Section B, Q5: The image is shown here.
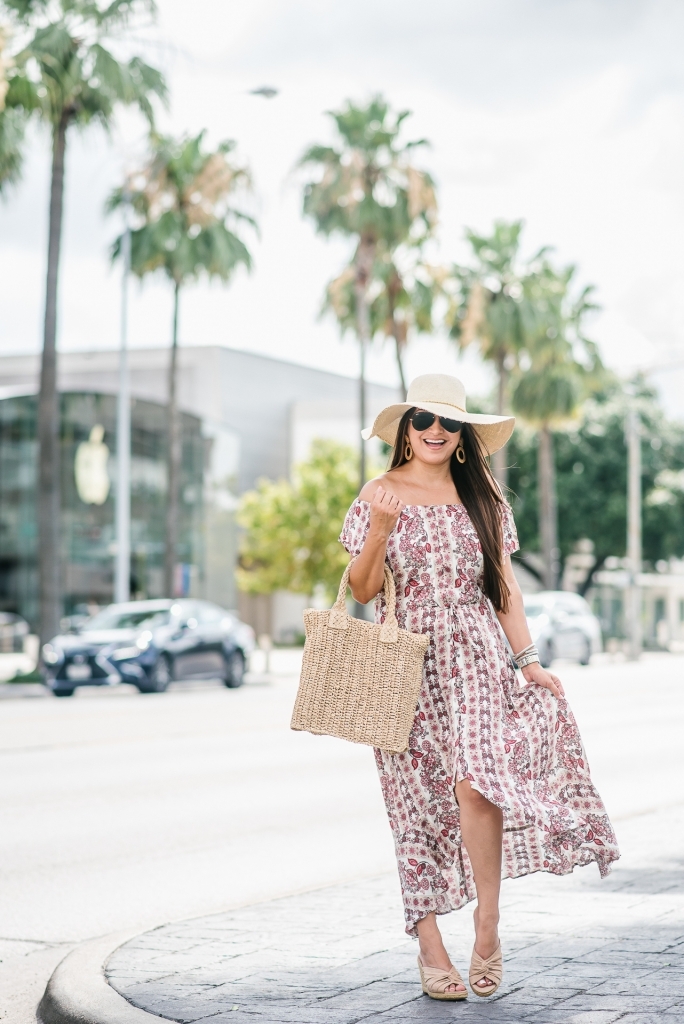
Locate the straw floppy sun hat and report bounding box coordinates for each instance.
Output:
[362,373,515,455]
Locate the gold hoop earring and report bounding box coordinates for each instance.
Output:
[456,443,466,464]
[404,437,413,461]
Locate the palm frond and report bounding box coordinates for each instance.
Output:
[96,0,157,27]
[4,72,41,112]
[5,2,167,133]
[0,107,25,191]
[1,0,47,22]
[108,129,256,288]
[297,143,341,168]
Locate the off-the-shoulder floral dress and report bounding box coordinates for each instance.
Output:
[340,499,619,937]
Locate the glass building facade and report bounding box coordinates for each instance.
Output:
[0,392,227,629]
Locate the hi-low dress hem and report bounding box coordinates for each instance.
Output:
[340,499,619,937]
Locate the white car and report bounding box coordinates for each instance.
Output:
[523,591,602,667]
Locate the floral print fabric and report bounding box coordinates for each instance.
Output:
[340,499,619,937]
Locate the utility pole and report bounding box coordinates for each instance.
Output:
[115,196,131,604]
[625,404,642,660]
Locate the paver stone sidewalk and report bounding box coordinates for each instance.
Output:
[106,806,684,1024]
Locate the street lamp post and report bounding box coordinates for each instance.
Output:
[115,198,131,603]
[625,404,642,660]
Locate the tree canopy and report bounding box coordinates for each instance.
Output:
[0,27,24,190]
[299,94,436,250]
[299,95,437,483]
[0,0,167,641]
[511,258,603,428]
[323,243,441,397]
[2,0,166,134]
[109,131,255,287]
[237,440,360,601]
[109,129,255,599]
[444,221,532,395]
[508,381,684,588]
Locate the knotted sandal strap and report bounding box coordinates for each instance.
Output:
[417,956,467,1001]
[469,943,503,997]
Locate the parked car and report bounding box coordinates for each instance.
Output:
[42,599,255,697]
[523,591,602,667]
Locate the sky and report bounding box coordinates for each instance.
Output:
[1,0,683,413]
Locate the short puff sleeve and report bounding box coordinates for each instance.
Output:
[339,500,371,557]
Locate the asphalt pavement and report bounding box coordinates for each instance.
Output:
[1,652,683,1023]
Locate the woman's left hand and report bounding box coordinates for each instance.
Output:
[521,662,565,698]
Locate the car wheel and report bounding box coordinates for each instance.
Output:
[138,654,172,694]
[540,642,554,669]
[223,649,245,689]
[579,639,591,666]
[53,687,74,698]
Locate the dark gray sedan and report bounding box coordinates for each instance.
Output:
[42,599,255,697]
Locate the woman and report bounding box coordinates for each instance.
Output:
[340,374,619,1001]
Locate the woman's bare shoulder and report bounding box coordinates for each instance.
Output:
[358,474,395,502]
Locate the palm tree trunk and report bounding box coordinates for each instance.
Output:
[538,424,559,590]
[386,279,407,401]
[492,353,508,488]
[164,281,182,597]
[394,335,407,401]
[38,114,68,644]
[354,236,375,492]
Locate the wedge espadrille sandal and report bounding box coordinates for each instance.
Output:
[469,943,503,997]
[417,955,468,1000]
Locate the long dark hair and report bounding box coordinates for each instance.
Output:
[391,409,511,612]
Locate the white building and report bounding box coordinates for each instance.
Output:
[0,346,399,639]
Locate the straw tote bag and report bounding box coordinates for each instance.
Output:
[290,561,429,753]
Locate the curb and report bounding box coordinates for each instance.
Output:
[38,930,164,1024]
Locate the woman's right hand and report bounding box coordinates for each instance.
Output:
[369,486,404,539]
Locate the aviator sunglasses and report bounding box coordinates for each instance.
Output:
[411,410,463,434]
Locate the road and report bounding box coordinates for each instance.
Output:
[1,652,683,1022]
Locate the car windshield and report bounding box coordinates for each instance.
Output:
[83,608,171,631]
[557,599,587,615]
[524,602,550,617]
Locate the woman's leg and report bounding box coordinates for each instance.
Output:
[416,913,467,993]
[455,778,503,987]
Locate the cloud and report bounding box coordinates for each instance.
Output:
[1,0,683,417]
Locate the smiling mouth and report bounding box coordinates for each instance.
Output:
[423,437,446,450]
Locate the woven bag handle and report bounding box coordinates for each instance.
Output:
[328,562,355,628]
[328,560,399,643]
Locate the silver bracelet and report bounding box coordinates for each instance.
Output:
[513,643,540,669]
[517,652,540,669]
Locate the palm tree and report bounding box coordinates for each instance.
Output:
[511,261,601,589]
[325,243,441,399]
[109,131,255,597]
[444,220,540,486]
[2,0,166,642]
[299,95,436,485]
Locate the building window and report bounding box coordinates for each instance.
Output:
[0,392,206,628]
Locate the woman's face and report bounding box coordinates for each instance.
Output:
[407,409,461,465]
